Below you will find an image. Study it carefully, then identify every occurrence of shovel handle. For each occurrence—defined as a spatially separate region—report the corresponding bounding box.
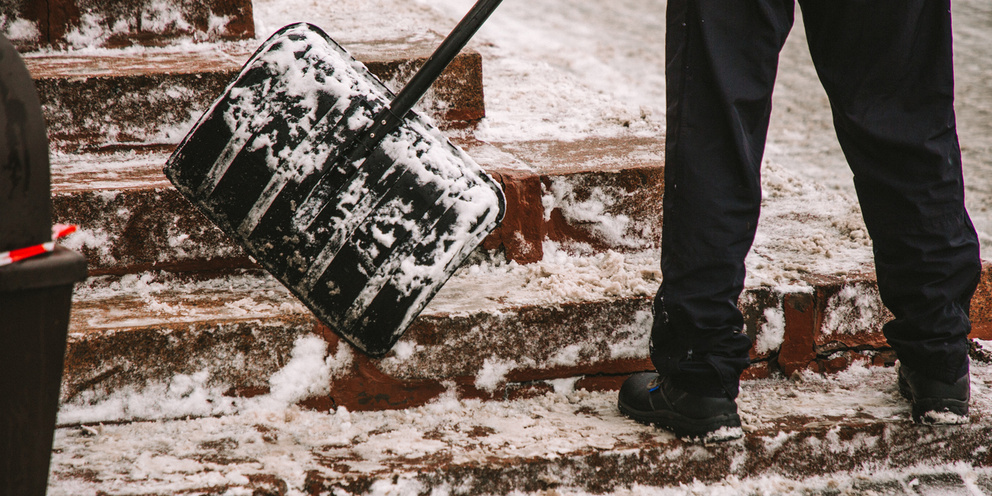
[391,0,503,118]
[360,0,502,150]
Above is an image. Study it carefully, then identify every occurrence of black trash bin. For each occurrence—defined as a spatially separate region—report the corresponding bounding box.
[0,33,88,496]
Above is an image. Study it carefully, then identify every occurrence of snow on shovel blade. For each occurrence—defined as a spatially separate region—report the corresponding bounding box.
[164,23,505,357]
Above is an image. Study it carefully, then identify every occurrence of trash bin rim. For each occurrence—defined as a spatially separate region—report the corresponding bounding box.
[0,247,88,292]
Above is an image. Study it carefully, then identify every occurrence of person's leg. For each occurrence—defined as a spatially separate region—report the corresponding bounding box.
[618,0,795,440]
[619,0,795,439]
[800,0,980,418]
[653,0,794,399]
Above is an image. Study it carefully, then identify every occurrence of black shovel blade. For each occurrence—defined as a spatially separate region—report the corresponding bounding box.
[164,23,505,357]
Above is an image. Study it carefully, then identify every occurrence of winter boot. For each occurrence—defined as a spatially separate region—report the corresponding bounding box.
[618,372,742,441]
[897,361,970,424]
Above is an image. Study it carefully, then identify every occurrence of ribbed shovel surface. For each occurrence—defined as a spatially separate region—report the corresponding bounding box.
[165,23,505,356]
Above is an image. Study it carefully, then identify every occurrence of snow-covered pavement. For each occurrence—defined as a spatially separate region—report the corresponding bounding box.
[40,0,992,493]
[48,355,992,495]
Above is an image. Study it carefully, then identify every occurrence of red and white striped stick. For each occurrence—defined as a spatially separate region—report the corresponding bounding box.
[0,224,78,267]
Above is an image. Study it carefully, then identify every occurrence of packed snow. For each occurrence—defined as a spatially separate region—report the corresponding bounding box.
[48,351,992,495]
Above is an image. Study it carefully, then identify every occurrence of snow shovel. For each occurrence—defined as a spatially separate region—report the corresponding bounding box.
[164,0,505,357]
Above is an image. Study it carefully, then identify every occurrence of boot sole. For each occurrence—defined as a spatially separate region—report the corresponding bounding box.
[617,398,742,441]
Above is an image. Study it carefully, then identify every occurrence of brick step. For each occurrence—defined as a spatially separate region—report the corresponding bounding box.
[61,256,992,416]
[48,357,992,494]
[1,0,254,51]
[63,261,656,414]
[25,40,485,152]
[50,136,664,274]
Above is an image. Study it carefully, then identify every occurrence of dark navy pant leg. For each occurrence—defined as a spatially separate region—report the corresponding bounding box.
[653,0,794,398]
[799,0,981,384]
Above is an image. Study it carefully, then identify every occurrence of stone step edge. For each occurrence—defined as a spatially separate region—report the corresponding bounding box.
[63,290,656,414]
[52,137,664,274]
[49,369,992,494]
[301,420,992,495]
[27,44,484,152]
[61,263,992,414]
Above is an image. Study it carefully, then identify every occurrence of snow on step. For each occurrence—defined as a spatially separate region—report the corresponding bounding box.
[51,136,992,410]
[50,150,252,275]
[0,0,253,51]
[48,136,664,275]
[64,243,992,419]
[48,355,992,495]
[471,136,665,264]
[26,41,484,153]
[61,248,661,417]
